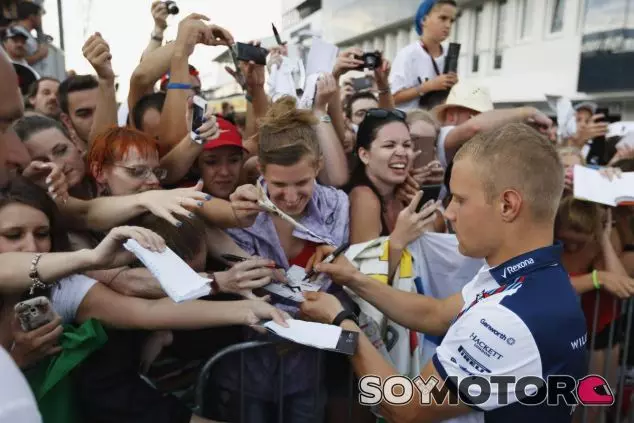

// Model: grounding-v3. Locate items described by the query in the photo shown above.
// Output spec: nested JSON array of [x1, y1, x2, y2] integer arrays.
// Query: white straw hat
[[432, 81, 494, 121]]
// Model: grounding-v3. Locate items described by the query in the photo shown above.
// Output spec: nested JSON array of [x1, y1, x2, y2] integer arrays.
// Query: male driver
[[301, 123, 587, 422], [58, 74, 99, 151], [27, 77, 60, 118]]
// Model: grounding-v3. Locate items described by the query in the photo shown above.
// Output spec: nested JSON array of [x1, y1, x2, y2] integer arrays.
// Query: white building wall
[[321, 0, 634, 119]]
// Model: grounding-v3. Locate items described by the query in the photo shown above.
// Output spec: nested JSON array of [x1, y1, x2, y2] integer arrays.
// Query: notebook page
[[573, 165, 620, 206], [263, 319, 342, 350], [123, 239, 211, 302]]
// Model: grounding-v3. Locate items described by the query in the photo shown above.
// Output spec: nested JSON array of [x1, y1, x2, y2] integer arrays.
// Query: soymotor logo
[[359, 374, 614, 408], [502, 258, 535, 278]]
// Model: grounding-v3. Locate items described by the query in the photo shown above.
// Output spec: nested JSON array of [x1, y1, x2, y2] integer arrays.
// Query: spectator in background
[[346, 91, 378, 127], [0, 1, 18, 30], [26, 77, 60, 118], [13, 0, 48, 67], [132, 92, 166, 141], [390, 0, 458, 111], [58, 74, 99, 151], [1, 25, 30, 66], [221, 101, 236, 124], [432, 81, 493, 167], [197, 117, 247, 200]]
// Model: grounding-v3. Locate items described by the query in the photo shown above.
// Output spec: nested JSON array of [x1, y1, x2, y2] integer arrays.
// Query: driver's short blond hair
[[454, 123, 564, 222]]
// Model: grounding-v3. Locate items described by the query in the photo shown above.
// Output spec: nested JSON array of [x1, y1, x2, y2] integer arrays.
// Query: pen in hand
[[221, 254, 284, 270], [303, 243, 351, 281]]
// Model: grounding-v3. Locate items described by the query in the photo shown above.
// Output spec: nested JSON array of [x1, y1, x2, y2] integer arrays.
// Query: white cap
[[432, 81, 494, 122]]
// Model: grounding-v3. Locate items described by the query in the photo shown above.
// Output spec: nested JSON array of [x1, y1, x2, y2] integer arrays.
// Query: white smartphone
[[14, 296, 56, 331], [190, 95, 208, 142]]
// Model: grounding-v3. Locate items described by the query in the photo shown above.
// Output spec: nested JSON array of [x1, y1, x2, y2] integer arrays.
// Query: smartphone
[[190, 95, 208, 141], [235, 42, 269, 66], [352, 77, 373, 92], [415, 185, 442, 212], [14, 296, 56, 331]]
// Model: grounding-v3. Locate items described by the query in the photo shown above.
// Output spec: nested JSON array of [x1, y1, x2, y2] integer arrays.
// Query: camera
[[354, 51, 383, 71], [234, 42, 269, 66], [163, 1, 179, 15]]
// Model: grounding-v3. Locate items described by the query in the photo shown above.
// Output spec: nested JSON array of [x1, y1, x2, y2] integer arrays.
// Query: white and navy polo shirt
[[432, 243, 587, 422]]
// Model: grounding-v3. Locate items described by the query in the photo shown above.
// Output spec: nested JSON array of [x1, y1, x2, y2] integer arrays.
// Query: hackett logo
[[502, 258, 535, 278]]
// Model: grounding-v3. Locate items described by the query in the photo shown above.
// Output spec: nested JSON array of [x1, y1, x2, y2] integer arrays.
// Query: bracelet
[[332, 310, 358, 327], [592, 270, 601, 290], [166, 82, 192, 90], [28, 253, 46, 295], [378, 86, 391, 95], [318, 114, 332, 124]]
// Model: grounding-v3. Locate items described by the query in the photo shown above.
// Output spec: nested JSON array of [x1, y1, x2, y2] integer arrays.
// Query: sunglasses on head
[[365, 108, 407, 121]]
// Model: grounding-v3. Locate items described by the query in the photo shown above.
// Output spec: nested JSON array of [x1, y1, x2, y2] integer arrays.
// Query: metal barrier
[[193, 340, 360, 423], [192, 295, 634, 423]]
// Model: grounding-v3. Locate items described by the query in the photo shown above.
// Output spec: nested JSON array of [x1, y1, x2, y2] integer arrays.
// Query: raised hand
[[151, 1, 169, 31], [10, 313, 63, 369], [82, 32, 115, 81], [391, 191, 440, 249], [314, 73, 338, 113], [229, 184, 265, 227], [88, 225, 166, 269], [22, 161, 69, 203], [138, 181, 212, 227], [333, 47, 364, 80]]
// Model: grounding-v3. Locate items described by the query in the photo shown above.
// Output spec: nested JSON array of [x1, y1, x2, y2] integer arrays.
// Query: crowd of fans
[[1, 0, 634, 422]]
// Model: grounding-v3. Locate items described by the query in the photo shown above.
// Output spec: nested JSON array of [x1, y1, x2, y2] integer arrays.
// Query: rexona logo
[[502, 258, 535, 278]]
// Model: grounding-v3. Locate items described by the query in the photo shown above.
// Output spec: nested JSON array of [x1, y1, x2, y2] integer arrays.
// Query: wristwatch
[[208, 273, 220, 295], [331, 310, 358, 327]]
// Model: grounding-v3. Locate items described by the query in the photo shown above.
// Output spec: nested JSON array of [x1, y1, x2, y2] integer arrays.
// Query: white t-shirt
[[50, 274, 98, 324], [0, 347, 42, 423], [437, 125, 456, 169], [390, 41, 447, 111]]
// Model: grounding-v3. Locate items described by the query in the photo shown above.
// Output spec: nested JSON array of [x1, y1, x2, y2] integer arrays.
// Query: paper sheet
[[304, 38, 338, 76], [573, 165, 634, 206], [262, 265, 326, 303], [263, 319, 342, 350], [123, 239, 211, 302]]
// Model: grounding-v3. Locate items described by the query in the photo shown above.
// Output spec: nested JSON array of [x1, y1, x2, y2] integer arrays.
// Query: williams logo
[[502, 258, 535, 278]]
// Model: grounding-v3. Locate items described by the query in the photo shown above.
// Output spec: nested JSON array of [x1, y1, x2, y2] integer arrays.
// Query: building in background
[[321, 0, 634, 120]]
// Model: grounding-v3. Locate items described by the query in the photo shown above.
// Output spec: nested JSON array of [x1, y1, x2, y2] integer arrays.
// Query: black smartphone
[[352, 77, 373, 92], [235, 42, 269, 66], [416, 185, 442, 212]]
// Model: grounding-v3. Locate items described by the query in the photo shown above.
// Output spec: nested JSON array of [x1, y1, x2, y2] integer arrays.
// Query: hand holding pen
[[303, 243, 351, 281]]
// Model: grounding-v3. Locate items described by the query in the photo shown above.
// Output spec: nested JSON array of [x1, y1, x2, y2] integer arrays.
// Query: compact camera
[[354, 51, 383, 71], [164, 1, 179, 15]]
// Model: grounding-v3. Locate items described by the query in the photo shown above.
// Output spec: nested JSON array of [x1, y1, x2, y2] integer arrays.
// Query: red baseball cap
[[203, 116, 247, 152]]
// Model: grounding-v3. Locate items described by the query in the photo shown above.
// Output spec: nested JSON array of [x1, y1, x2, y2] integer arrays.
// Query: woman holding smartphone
[[346, 108, 440, 280], [390, 0, 458, 111]]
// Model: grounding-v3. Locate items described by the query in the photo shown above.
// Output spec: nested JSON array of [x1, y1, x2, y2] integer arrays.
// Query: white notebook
[[263, 319, 342, 350], [573, 165, 634, 207], [123, 239, 211, 302]]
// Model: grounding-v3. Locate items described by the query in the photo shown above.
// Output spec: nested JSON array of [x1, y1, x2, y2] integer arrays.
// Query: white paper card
[[573, 165, 634, 207], [263, 319, 342, 350], [123, 239, 210, 302], [262, 265, 326, 303], [305, 38, 338, 76], [608, 122, 634, 139]]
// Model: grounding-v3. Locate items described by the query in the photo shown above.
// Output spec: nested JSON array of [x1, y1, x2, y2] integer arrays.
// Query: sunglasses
[[364, 108, 407, 121]]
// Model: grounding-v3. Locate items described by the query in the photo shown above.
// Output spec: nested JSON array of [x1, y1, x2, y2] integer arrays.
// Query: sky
[[42, 0, 282, 100]]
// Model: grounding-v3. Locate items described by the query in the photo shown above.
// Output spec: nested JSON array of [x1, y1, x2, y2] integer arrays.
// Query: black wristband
[[332, 310, 358, 327]]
